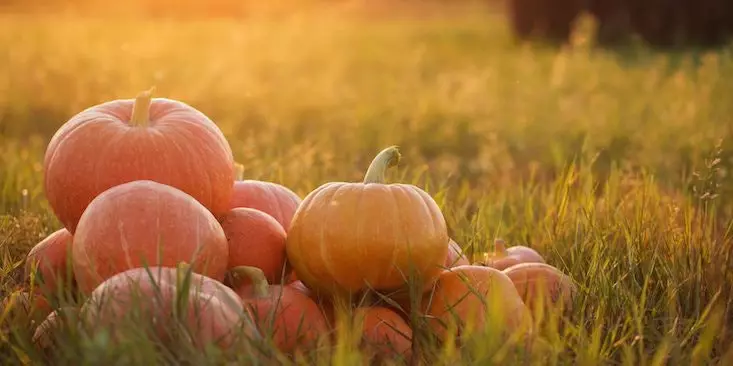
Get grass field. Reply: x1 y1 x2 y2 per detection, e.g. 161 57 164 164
2 2 733 365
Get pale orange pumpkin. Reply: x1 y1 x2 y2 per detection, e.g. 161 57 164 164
72 180 229 294
43 88 234 233
422 265 531 341
356 306 413 362
231 163 302 232
82 266 260 350
220 207 289 285
286 146 449 297
479 239 545 270
24 228 74 296
445 239 470 268
229 266 330 354
502 263 577 312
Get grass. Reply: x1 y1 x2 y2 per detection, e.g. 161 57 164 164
2 2 733 364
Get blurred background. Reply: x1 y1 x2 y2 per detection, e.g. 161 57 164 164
1 0 732 215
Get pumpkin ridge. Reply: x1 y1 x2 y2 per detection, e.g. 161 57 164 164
287 183 335 292
266 184 285 227
163 124 216 212
92 124 131 195
43 113 107 170
319 184 354 292
410 186 442 281
385 185 408 288
353 185 368 290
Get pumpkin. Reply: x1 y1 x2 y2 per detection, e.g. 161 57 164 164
479 239 545 270
445 239 470 268
231 162 302 231
220 207 289 285
355 306 413 362
72 180 229 294
0 290 53 332
229 266 330 354
422 265 531 341
32 307 80 350
43 88 234 233
288 280 336 329
502 263 577 312
286 146 449 297
24 228 74 296
82 265 260 349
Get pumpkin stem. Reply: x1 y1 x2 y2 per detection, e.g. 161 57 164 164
234 162 245 181
363 146 401 184
130 87 156 127
494 239 507 254
228 266 270 297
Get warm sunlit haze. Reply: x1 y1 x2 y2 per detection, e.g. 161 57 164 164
1 0 733 365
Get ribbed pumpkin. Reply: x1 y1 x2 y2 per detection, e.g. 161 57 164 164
479 239 545 270
82 266 259 349
230 163 302 231
43 88 234 233
286 146 449 297
72 180 229 294
24 228 74 296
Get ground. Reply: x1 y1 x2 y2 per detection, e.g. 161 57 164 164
1 2 733 365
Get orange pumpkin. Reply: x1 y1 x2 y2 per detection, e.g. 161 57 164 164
445 239 470 268
72 180 229 294
1 290 53 329
229 266 330 354
286 146 449 297
502 263 577 312
231 163 302 231
24 228 74 296
43 88 234 233
479 239 545 270
422 265 531 341
82 266 260 349
288 280 336 329
220 207 289 285
356 306 413 362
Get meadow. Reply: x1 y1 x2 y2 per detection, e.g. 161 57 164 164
1 2 733 365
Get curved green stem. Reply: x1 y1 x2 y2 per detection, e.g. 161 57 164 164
130 87 156 127
363 146 401 184
234 162 245 181
228 266 270 297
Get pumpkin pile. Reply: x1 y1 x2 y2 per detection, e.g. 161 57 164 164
9 89 578 362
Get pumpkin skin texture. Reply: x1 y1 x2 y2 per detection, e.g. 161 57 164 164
230 180 302 232
220 208 289 285
230 266 330 354
43 89 234 233
24 228 74 296
32 307 80 350
502 263 577 312
480 239 545 270
355 306 413 362
423 265 531 342
72 180 229 294
231 164 302 232
286 146 449 297
82 266 259 349
445 239 470 268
